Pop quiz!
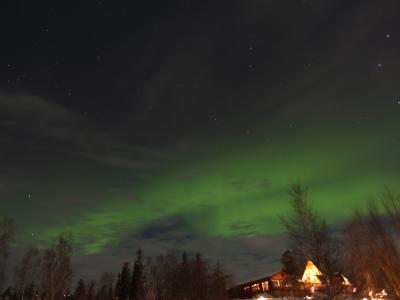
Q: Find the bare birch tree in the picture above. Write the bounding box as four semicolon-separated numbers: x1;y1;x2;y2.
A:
0;217;14;288
344;199;400;299
41;234;73;300
383;189;400;231
16;246;41;300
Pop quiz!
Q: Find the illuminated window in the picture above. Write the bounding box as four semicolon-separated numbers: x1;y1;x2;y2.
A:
251;283;260;292
272;280;281;287
261;281;269;291
244;286;251;292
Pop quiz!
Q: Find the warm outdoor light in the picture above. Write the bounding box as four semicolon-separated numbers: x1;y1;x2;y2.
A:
301;260;323;287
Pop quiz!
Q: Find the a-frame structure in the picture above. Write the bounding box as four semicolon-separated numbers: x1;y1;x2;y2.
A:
301;260;323;287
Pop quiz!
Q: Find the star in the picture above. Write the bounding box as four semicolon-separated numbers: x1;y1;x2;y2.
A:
386;33;391;38
377;63;383;68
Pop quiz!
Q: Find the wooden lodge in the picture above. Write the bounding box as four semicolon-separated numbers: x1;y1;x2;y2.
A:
228;271;292;299
228;260;353;299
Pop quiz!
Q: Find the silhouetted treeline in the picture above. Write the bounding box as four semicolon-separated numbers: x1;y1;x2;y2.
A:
111;249;230;300
0;225;231;300
67;249;230;300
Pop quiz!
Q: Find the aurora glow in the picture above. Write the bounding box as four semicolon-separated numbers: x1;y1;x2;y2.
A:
23;109;399;254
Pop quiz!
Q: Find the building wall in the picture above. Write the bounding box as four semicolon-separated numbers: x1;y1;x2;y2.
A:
228;273;292;299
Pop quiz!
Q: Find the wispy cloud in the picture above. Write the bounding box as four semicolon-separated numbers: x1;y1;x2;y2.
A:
71;216;288;283
0;92;168;170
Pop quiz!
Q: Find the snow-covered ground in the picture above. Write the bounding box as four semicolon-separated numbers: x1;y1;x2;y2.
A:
232;298;305;300
232;294;361;300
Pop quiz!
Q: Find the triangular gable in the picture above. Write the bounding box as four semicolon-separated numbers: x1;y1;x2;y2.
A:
301;260;323;284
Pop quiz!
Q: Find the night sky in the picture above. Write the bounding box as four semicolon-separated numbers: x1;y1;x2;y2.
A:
1;0;400;282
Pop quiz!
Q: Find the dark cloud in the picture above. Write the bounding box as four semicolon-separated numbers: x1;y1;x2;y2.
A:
69;217;288;283
0;92;167;170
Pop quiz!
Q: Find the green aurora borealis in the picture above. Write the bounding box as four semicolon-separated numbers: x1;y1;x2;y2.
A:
29;108;400;254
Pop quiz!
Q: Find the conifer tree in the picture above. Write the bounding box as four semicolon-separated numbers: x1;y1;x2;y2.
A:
131;249;144;300
210;262;228;300
107;286;113;300
87;281;95;300
177;252;190;300
115;273;121;299
73;279;86;300
191;253;207;300
119;263;131;300
0;217;14;288
24;283;37;300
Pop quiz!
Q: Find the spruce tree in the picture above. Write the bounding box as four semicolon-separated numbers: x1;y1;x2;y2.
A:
107;286;113;300
87;281;95;300
178;252;190;300
73;279;87;300
131;249;144;300
119;263;131;300
210;262;228;300
192;253;207;300
25;283;36;300
115;273;121;299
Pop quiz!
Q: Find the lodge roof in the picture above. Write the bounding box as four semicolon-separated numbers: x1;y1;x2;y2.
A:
233;271;288;288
